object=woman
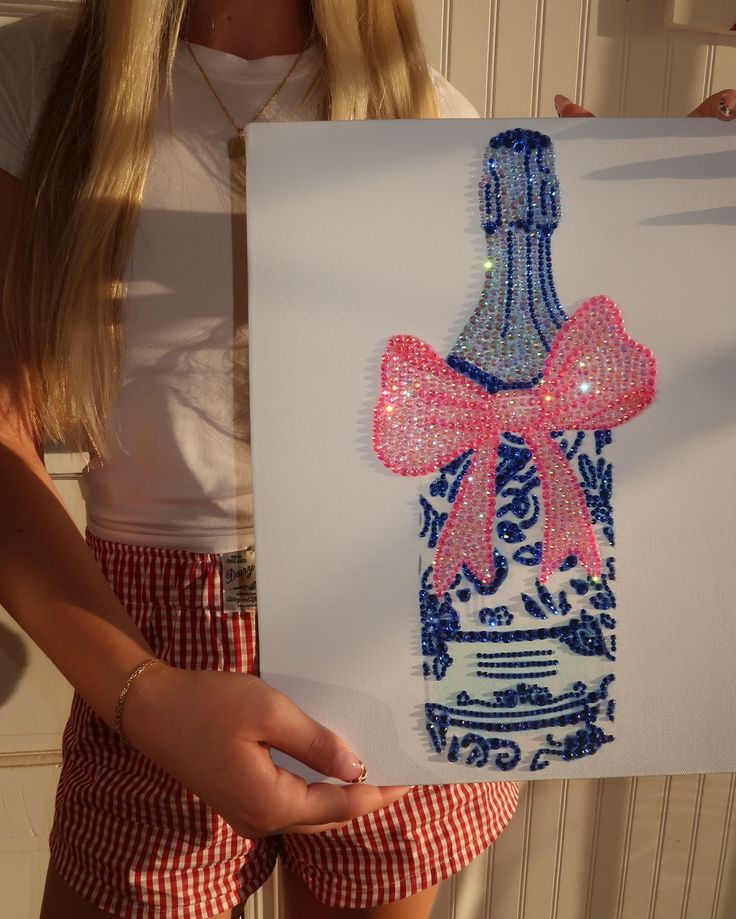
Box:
[0,2,513,918]
[0,2,732,918]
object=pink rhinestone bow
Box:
[373,296,657,594]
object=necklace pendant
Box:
[228,130,246,160]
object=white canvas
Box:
[246,118,736,783]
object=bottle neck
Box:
[448,227,567,392]
[449,128,569,392]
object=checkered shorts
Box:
[48,532,519,918]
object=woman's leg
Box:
[39,860,112,919]
[281,862,439,919]
[279,783,518,916]
[43,534,277,919]
[41,858,245,919]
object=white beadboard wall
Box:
[0,1,734,918]
[417,0,736,118]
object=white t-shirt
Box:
[0,11,479,552]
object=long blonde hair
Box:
[2,0,438,456]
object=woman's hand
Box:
[554,89,736,120]
[121,663,410,838]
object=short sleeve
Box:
[0,11,74,178]
[430,70,481,119]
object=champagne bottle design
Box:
[373,129,657,772]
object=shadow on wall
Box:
[0,618,29,707]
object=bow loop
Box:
[373,335,495,476]
[540,295,658,431]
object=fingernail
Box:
[718,93,736,119]
[347,762,368,785]
[331,749,366,783]
[554,94,567,116]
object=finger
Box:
[231,741,409,835]
[554,94,595,118]
[275,770,413,829]
[688,90,736,120]
[261,690,366,782]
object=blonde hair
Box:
[2,0,438,456]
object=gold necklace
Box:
[184,37,310,159]
[181,36,312,508]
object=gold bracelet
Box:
[113,657,166,746]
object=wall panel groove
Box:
[448,873,458,919]
[703,40,716,98]
[576,0,591,105]
[661,33,675,114]
[482,833,494,918]
[711,773,735,919]
[617,0,633,115]
[442,0,452,76]
[548,779,567,919]
[679,774,705,919]
[615,777,638,919]
[583,779,604,919]
[531,0,546,116]
[484,0,499,116]
[647,775,672,919]
[516,780,533,919]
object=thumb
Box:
[554,94,595,117]
[688,90,736,120]
[264,692,367,783]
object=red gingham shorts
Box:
[49,531,519,918]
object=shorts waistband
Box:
[85,529,251,613]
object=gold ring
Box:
[348,762,368,784]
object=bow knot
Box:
[373,296,657,594]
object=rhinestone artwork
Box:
[371,129,659,772]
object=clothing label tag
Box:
[221,548,257,612]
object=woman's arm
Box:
[0,166,159,729]
[0,165,408,836]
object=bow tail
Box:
[432,442,499,596]
[526,432,602,583]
